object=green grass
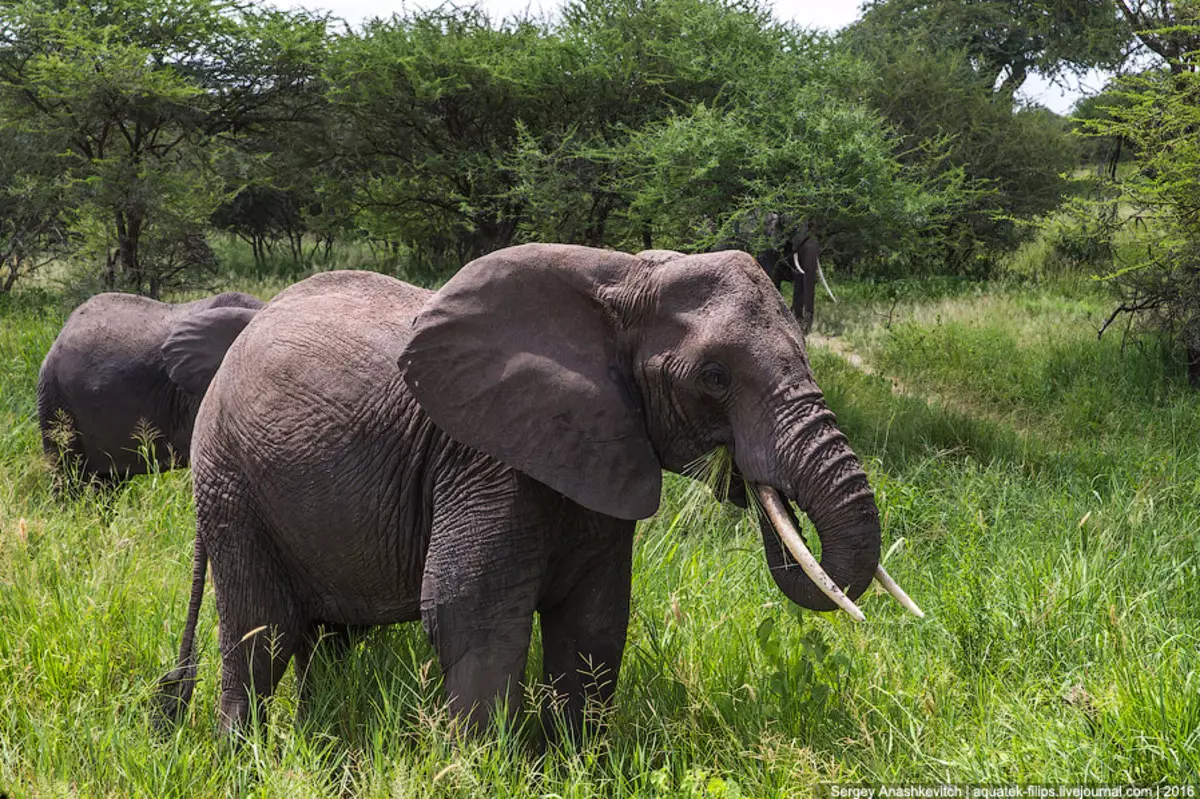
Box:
[1,269,1198,795]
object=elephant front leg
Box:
[420,478,549,734]
[423,601,534,733]
[538,521,634,741]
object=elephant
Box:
[155,244,920,737]
[751,218,836,336]
[712,214,835,335]
[37,291,265,483]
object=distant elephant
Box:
[156,245,919,736]
[713,215,834,335]
[37,291,265,482]
[752,218,836,336]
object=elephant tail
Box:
[153,534,208,731]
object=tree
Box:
[1113,0,1200,71]
[1074,25,1200,382]
[510,0,969,273]
[1071,83,1137,172]
[843,13,1086,265]
[0,0,329,296]
[0,118,68,292]
[325,9,567,273]
[852,0,1130,95]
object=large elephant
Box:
[156,245,918,736]
[37,291,265,482]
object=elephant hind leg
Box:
[207,527,308,733]
[216,606,305,733]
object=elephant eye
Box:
[699,362,732,395]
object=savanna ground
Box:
[1,247,1198,795]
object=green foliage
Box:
[1113,0,1200,68]
[0,114,68,292]
[325,9,563,272]
[619,94,968,276]
[324,0,975,276]
[1040,200,1119,275]
[844,24,1083,268]
[0,0,329,296]
[1063,13,1200,375]
[852,0,1129,95]
[0,0,1117,287]
[753,610,855,724]
[1070,84,1137,169]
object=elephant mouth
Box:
[752,482,924,622]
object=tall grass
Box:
[0,274,1197,795]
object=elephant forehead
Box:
[652,255,783,316]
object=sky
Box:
[286,0,1102,114]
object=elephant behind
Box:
[156,245,918,736]
[714,213,831,334]
[37,291,265,482]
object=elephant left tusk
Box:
[754,484,866,622]
[815,257,837,303]
[874,565,924,618]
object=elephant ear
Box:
[400,243,662,521]
[162,306,260,397]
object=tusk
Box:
[754,484,866,622]
[816,257,837,302]
[792,251,805,275]
[875,564,925,618]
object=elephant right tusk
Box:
[792,252,805,275]
[874,565,925,618]
[754,484,866,622]
[815,257,837,303]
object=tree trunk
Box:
[2,256,18,293]
[114,210,144,294]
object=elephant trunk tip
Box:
[754,483,869,620]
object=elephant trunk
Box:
[754,396,881,614]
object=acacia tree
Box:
[0,0,328,296]
[1074,12,1200,382]
[852,0,1130,95]
[1114,0,1200,70]
[842,5,1101,270]
[0,117,68,293]
[326,0,975,276]
[324,9,567,274]
[508,0,969,273]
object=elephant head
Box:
[162,305,263,397]
[400,243,918,619]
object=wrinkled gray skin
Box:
[37,291,265,482]
[156,245,880,737]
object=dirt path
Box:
[807,333,910,396]
[806,333,1031,437]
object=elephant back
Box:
[194,270,433,467]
